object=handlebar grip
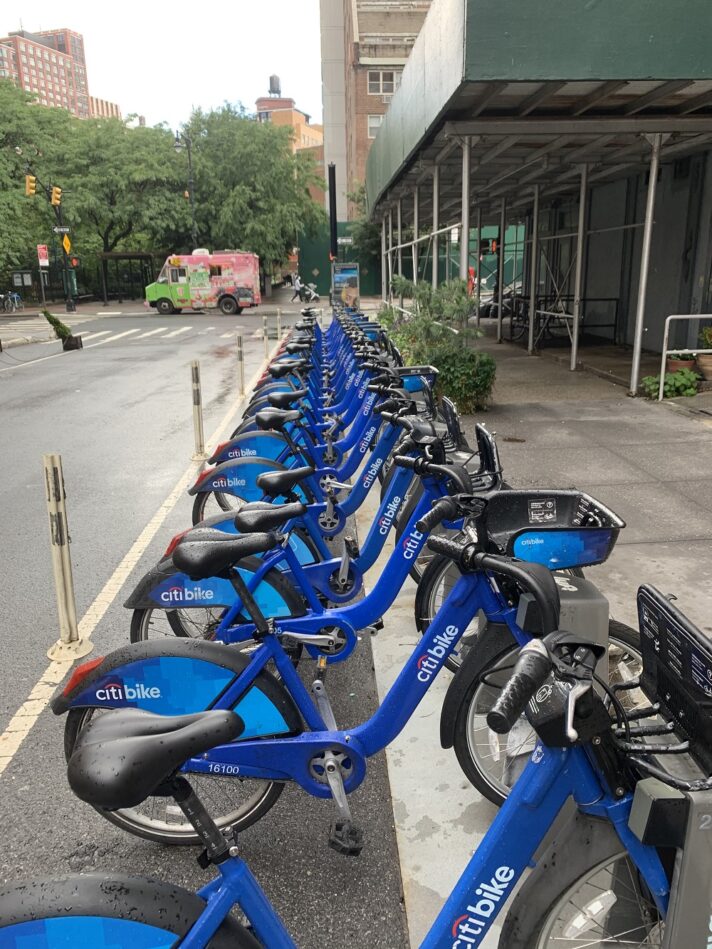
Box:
[426,535,468,561]
[392,454,417,470]
[486,641,552,734]
[416,497,460,533]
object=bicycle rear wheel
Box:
[0,873,258,947]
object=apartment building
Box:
[255,95,324,154]
[320,0,432,219]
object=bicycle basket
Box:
[638,585,712,774]
[482,489,624,570]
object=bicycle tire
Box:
[451,621,641,806]
[499,812,662,948]
[0,873,258,947]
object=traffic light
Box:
[491,238,498,254]
[183,190,190,200]
[69,255,80,268]
[25,175,36,196]
[50,186,62,206]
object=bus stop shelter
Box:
[366,0,712,392]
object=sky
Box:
[6,0,323,129]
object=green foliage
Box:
[42,309,71,340]
[380,277,495,411]
[641,368,699,399]
[699,325,712,349]
[346,184,381,262]
[667,352,696,362]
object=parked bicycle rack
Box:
[658,313,712,400]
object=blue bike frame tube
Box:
[190,858,296,949]
[357,461,422,570]
[338,423,401,516]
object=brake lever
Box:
[564,681,592,743]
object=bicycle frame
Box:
[178,713,670,949]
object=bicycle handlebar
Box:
[486,641,552,734]
[416,497,460,533]
[391,455,473,495]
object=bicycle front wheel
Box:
[0,874,258,948]
[500,813,663,947]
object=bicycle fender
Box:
[210,431,289,465]
[439,622,514,748]
[122,555,237,610]
[187,457,286,498]
[51,639,301,741]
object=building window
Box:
[367,70,401,95]
[367,114,383,139]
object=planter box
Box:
[62,334,83,351]
[666,357,696,373]
[696,353,712,381]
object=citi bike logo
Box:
[450,866,515,947]
[378,496,401,535]
[358,375,368,398]
[226,448,257,458]
[362,455,383,488]
[359,426,377,454]
[160,585,215,604]
[95,678,162,702]
[211,476,247,489]
[361,392,378,417]
[416,624,459,682]
[402,527,424,561]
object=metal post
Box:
[44,453,92,661]
[528,185,540,354]
[262,314,269,359]
[412,187,419,282]
[190,360,208,461]
[497,197,507,343]
[432,165,440,289]
[475,206,482,328]
[381,217,387,300]
[388,209,394,299]
[277,307,282,338]
[570,164,588,371]
[397,199,403,279]
[630,133,663,395]
[460,137,471,278]
[237,334,245,396]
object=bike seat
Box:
[234,500,306,533]
[257,465,314,498]
[68,708,242,810]
[255,408,302,432]
[286,343,311,355]
[404,417,449,446]
[269,360,308,379]
[173,529,279,579]
[268,388,308,409]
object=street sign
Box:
[52,225,70,234]
[337,236,354,245]
[37,244,49,268]
[62,235,72,255]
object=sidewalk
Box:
[358,332,712,945]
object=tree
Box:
[346,183,381,262]
[185,104,326,279]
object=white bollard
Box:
[277,307,282,339]
[44,453,92,661]
[262,315,269,359]
[237,334,245,396]
[190,360,208,461]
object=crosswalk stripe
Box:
[163,326,192,338]
[135,326,168,339]
[220,332,234,339]
[81,330,112,341]
[87,328,141,347]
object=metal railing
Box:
[658,313,712,401]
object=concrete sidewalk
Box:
[358,332,712,945]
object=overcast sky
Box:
[7,0,323,129]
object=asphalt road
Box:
[0,311,408,948]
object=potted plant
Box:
[43,310,83,351]
[697,326,712,381]
[666,351,696,372]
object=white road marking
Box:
[103,310,123,315]
[163,325,192,338]
[220,332,234,339]
[86,328,141,347]
[135,326,168,339]
[80,330,112,341]
[0,337,283,778]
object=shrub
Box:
[641,368,699,399]
[43,309,71,341]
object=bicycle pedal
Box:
[372,617,384,631]
[328,820,364,856]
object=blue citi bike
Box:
[53,480,628,848]
[3,549,706,947]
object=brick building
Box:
[320,0,432,219]
[255,95,323,154]
[0,27,120,120]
